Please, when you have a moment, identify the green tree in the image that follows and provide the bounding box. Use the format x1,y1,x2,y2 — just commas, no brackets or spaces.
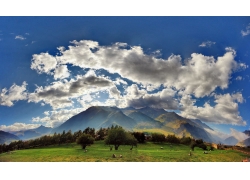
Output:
96,127,107,140
104,127,137,150
76,133,94,149
126,133,138,150
132,132,145,143
180,136,192,145
190,140,196,151
83,127,95,138
151,133,166,143
165,134,180,144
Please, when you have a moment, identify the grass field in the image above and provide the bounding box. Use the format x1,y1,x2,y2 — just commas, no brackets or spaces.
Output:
0,141,249,162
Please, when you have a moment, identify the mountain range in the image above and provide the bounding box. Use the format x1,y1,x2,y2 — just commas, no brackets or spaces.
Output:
10,125,52,141
51,106,233,144
0,130,20,144
1,106,250,146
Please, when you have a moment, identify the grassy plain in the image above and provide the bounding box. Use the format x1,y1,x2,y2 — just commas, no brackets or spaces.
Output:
0,141,249,162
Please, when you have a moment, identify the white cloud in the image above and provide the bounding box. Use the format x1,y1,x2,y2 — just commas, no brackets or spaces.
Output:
199,41,216,47
54,65,70,80
109,86,121,99
0,81,28,106
28,70,115,109
32,108,85,128
124,84,178,109
0,123,40,132
31,40,245,98
114,78,128,85
31,52,57,75
241,23,250,36
15,35,26,40
180,92,246,125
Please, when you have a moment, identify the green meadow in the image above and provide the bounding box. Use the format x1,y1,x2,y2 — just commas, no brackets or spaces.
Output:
0,141,249,162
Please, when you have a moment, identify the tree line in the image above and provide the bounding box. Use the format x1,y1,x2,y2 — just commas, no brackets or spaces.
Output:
0,125,208,154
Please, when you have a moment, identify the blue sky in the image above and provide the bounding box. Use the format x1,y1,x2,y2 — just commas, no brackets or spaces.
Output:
0,16,250,137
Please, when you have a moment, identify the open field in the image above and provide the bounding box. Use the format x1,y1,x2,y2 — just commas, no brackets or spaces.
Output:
0,141,249,162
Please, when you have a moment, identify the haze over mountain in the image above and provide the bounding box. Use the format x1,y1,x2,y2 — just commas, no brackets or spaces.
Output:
0,130,20,144
10,125,52,140
224,136,239,146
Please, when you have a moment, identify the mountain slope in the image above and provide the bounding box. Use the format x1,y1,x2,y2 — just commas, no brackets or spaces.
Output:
224,136,238,145
136,107,167,119
50,106,218,144
52,106,137,133
123,110,162,128
10,125,52,140
191,119,213,131
155,112,213,142
34,125,52,134
0,130,20,144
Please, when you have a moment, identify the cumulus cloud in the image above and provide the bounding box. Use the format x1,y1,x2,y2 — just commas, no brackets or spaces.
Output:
124,84,178,109
28,70,115,109
114,78,128,85
241,23,250,36
109,86,121,99
15,35,26,40
31,52,57,75
54,65,70,80
31,40,246,98
0,82,28,106
0,123,40,132
32,108,85,128
199,41,216,47
180,92,246,125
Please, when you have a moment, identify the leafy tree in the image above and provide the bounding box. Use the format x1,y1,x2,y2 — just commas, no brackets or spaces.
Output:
180,136,192,145
0,144,3,154
151,133,165,143
190,140,196,151
83,127,95,138
165,134,180,144
96,127,107,140
195,139,203,145
198,143,207,150
66,130,73,143
76,133,94,149
104,127,137,150
125,133,138,149
132,132,145,143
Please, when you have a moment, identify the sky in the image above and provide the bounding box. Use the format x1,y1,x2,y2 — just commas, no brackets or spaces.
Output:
0,16,250,136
